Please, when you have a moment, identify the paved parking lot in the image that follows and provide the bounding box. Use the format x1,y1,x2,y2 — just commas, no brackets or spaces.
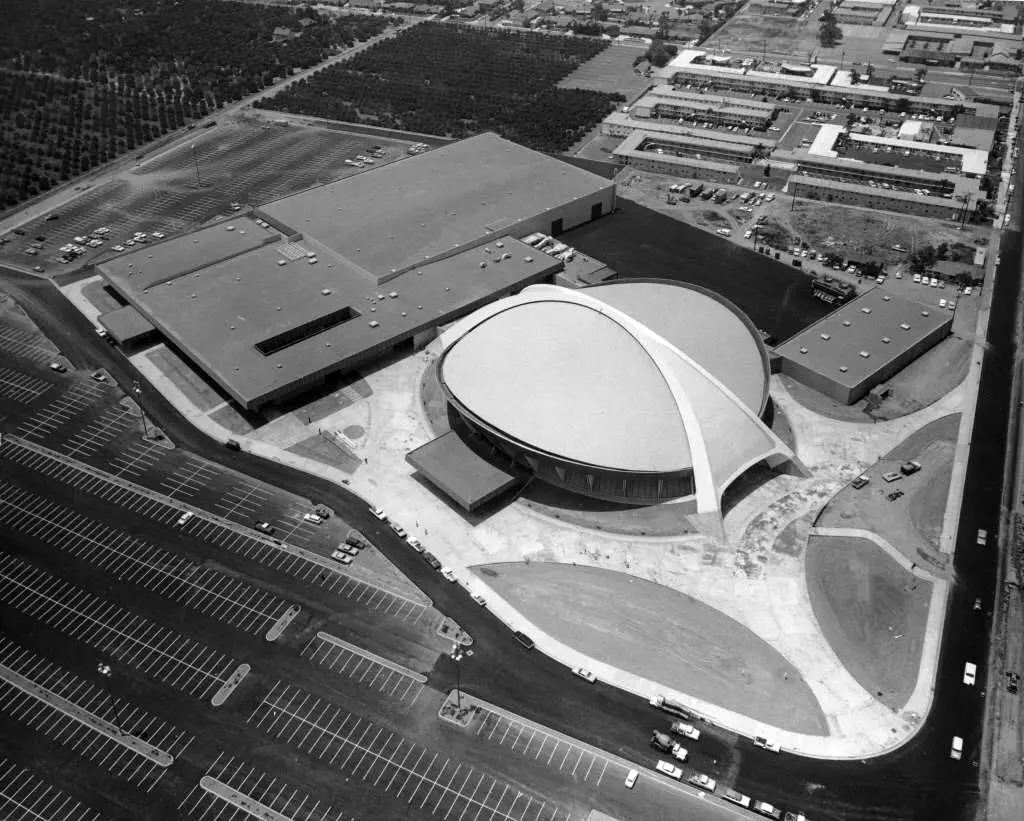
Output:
61,406,137,459
301,632,425,706
248,682,572,821
179,753,356,821
0,757,103,821
473,706,626,790
0,326,58,364
1,438,428,623
16,381,109,443
107,439,168,480
0,366,51,404
0,553,240,701
0,480,297,637
0,637,193,791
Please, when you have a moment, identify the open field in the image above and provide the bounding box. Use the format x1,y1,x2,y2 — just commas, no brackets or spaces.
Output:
805,534,931,711
475,562,829,735
558,43,654,103
0,119,410,273
815,413,960,570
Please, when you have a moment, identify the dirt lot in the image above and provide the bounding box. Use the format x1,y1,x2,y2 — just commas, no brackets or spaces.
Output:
815,413,960,573
476,562,829,734
805,533,932,711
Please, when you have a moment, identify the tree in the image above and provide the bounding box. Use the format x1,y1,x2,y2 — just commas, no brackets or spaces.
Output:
818,10,843,48
892,96,910,114
698,15,716,43
591,1,608,21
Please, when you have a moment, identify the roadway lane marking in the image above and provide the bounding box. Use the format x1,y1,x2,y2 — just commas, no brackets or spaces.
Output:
301,632,425,705
0,553,239,701
178,753,355,821
0,757,105,821
0,366,51,404
0,638,193,791
246,683,571,821
0,481,298,636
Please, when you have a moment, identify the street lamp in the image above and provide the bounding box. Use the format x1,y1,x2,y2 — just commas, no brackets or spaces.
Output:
97,661,124,735
450,644,465,712
132,379,151,439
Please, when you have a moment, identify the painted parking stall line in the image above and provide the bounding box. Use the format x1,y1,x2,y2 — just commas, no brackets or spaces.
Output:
61,406,136,458
247,683,571,821
301,632,425,706
473,704,626,790
0,553,239,702
0,327,56,363
16,382,106,441
214,483,270,522
178,753,356,821
0,637,192,791
107,439,167,480
1,437,432,620
0,366,51,404
0,481,298,636
0,757,105,821
159,454,217,501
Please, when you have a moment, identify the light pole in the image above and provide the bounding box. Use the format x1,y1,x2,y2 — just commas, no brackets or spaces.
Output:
132,379,151,439
97,662,124,735
191,144,202,188
450,644,465,712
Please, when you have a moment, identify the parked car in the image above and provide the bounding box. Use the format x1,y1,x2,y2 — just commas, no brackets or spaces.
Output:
370,506,387,520
49,362,66,373
852,476,870,489
407,536,422,551
422,551,442,570
624,769,639,789
753,736,781,752
723,788,752,807
977,529,988,546
514,631,535,649
176,511,194,526
440,567,457,582
900,460,922,476
963,662,977,686
254,521,275,534
882,471,902,483
654,761,682,780
470,592,487,607
688,773,717,792
330,550,353,565
303,513,323,525
572,667,596,683
753,800,783,819
950,736,964,760
390,522,407,538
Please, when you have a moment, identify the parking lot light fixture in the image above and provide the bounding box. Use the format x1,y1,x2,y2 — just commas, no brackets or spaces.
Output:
97,661,124,735
450,644,465,712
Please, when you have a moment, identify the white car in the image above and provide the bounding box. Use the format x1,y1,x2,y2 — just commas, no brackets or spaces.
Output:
470,592,487,606
624,769,639,789
370,506,387,521
176,511,194,526
330,550,353,564
723,788,752,807
930,277,939,287
407,536,421,550
913,274,921,283
390,522,407,538
963,662,977,686
303,513,323,525
950,736,964,760
440,567,457,582
673,722,701,740
753,735,781,752
572,667,596,683
717,228,732,237
964,286,973,296
688,773,716,792
744,230,752,239
125,239,136,246
977,529,988,546
152,231,165,239
112,244,125,252
654,761,682,780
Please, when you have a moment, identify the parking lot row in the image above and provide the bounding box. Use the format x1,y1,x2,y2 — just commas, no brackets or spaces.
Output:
179,753,356,821
0,553,239,702
1,437,431,622
0,757,103,821
16,381,108,442
0,638,193,791
0,480,298,637
0,366,51,404
248,682,571,821
0,326,58,364
301,632,426,707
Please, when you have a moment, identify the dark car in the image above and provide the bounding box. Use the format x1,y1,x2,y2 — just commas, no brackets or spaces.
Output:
13,228,25,235
422,551,442,570
45,213,60,220
514,631,535,649
224,439,241,451
35,235,46,242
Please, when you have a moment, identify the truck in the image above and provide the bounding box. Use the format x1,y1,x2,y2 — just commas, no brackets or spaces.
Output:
671,720,701,740
713,188,728,203
690,182,705,197
650,695,695,720
650,731,674,753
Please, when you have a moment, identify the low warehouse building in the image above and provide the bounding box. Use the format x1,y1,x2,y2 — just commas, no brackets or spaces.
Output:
775,288,952,404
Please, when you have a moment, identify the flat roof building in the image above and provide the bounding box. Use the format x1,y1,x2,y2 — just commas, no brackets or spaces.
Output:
775,288,952,404
97,133,614,410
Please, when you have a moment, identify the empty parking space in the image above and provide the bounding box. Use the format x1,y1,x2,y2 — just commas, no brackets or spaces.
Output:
107,440,168,480
214,482,271,521
248,682,571,821
61,406,136,458
301,632,425,706
160,455,218,500
0,553,239,701
0,637,193,791
1,437,428,622
0,327,56,364
473,707,625,790
179,753,356,821
16,382,107,442
0,481,296,636
0,367,51,404
0,758,104,821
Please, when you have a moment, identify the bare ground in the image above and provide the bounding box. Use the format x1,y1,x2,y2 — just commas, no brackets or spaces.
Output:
476,562,829,734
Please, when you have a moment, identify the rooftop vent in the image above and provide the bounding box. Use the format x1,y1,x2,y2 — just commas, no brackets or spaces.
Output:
921,310,930,316
859,350,870,358
496,241,504,248
799,347,808,354
839,366,848,373
842,320,851,327
389,291,398,299
321,289,332,296
820,333,831,340
277,260,286,266
900,322,911,330
524,256,533,263
369,320,379,328
882,295,891,301
861,307,872,314
882,336,891,343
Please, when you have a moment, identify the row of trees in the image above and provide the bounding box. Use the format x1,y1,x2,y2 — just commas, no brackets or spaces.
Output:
0,1,393,210
259,23,624,154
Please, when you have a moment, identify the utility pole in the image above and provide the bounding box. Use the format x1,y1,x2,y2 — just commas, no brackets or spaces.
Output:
97,662,124,735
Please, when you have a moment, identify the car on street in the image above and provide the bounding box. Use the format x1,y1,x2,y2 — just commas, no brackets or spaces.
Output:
407,536,422,551
900,460,922,476
254,521,275,534
152,231,165,239
744,230,753,239
624,769,639,789
723,788,752,807
974,597,983,612
91,371,106,382
514,630,535,649
654,761,682,780
422,551,442,570
753,736,781,752
672,721,701,740
852,475,870,489
977,529,988,546
963,662,977,686
176,511,194,526
371,506,387,520
471,592,487,606
753,800,783,819
716,228,732,237
572,667,596,683
303,513,323,525
882,471,902,483
688,773,716,792
950,736,964,760
440,567,457,582
113,245,125,252
390,522,407,538
338,545,358,556
330,550,353,564
49,362,66,373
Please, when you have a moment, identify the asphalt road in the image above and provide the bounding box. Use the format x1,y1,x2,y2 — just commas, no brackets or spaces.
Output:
1,170,1019,819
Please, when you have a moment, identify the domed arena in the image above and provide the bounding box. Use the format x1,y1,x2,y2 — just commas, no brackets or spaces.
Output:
434,281,802,529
